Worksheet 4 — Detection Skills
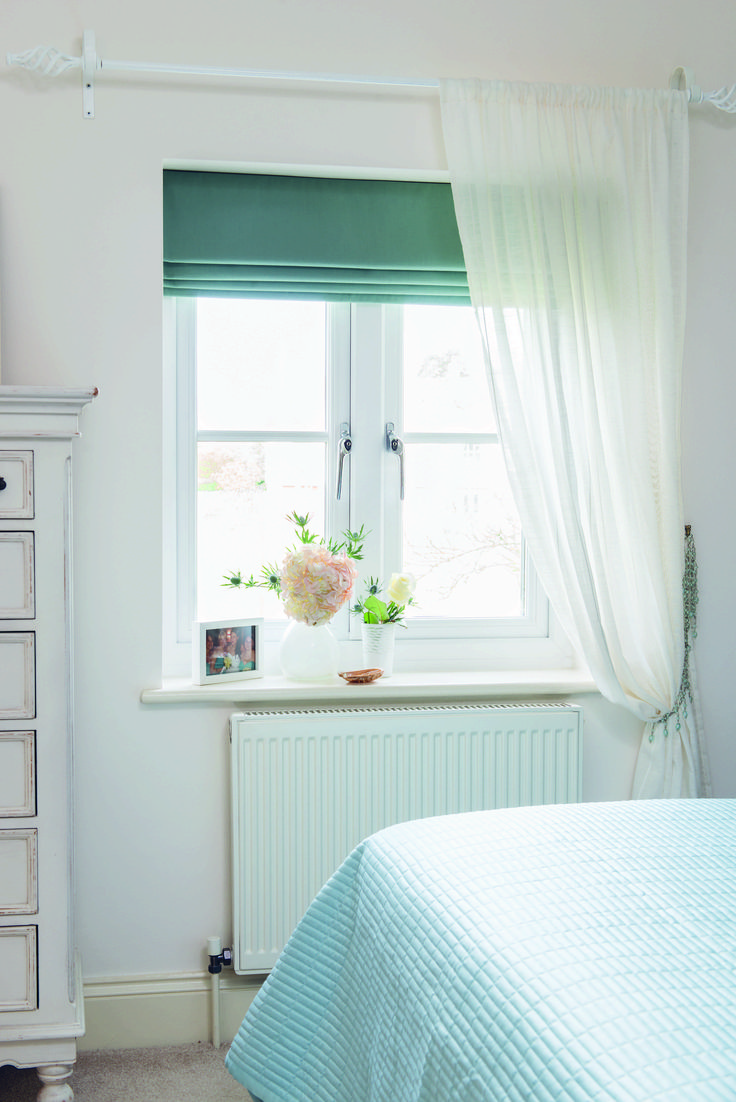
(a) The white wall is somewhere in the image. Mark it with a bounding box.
[1,1,734,990]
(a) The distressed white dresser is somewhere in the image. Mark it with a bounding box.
[0,387,96,1101]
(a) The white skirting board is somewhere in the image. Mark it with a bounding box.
[80,973,262,1051]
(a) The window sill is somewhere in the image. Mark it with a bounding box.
[141,668,597,707]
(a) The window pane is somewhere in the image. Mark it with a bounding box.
[402,443,522,618]
[196,300,327,432]
[403,305,496,433]
[197,442,325,620]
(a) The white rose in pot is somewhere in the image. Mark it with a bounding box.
[352,573,417,626]
[386,573,417,607]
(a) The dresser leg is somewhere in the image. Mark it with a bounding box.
[37,1063,74,1101]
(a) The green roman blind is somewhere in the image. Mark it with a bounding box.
[163,170,470,304]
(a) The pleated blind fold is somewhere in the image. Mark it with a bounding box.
[163,170,470,304]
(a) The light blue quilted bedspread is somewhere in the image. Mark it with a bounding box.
[226,799,736,1101]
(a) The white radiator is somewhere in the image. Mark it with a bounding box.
[230,702,582,973]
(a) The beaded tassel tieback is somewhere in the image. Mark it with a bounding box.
[650,525,698,742]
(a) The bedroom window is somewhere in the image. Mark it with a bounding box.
[188,294,531,620]
[163,169,567,675]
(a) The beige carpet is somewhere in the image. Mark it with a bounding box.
[0,1044,254,1101]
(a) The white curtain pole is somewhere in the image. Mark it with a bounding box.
[6,30,735,119]
[97,59,439,89]
[5,30,439,118]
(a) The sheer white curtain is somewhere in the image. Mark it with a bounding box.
[440,79,709,798]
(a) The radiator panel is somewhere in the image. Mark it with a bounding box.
[230,703,582,973]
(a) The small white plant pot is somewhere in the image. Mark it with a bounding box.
[361,622,396,677]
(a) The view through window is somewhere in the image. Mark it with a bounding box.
[191,298,524,632]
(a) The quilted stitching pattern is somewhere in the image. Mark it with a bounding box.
[226,799,736,1101]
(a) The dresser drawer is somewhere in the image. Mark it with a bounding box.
[0,451,34,519]
[0,532,35,619]
[0,633,35,719]
[0,925,38,1011]
[0,829,38,915]
[0,732,36,816]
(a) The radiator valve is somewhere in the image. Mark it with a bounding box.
[206,936,233,974]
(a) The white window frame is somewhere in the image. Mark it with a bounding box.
[163,296,576,679]
[347,303,550,643]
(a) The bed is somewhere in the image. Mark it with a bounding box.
[226,798,736,1101]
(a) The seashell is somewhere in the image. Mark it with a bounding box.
[338,668,383,684]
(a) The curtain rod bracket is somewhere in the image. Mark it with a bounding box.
[670,65,736,111]
[670,66,704,104]
[82,29,97,119]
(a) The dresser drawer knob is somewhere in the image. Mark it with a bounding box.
[0,477,6,491]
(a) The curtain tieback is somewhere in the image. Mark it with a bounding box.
[647,527,698,742]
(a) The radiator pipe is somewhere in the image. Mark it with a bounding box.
[207,936,232,1048]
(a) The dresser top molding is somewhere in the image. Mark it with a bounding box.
[0,386,98,436]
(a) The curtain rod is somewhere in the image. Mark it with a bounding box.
[6,30,735,120]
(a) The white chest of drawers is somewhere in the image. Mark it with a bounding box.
[0,387,96,1102]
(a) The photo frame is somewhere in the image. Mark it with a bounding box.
[192,619,263,685]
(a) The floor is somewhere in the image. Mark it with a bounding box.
[0,1043,254,1101]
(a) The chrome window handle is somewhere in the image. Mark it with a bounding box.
[336,423,352,500]
[386,422,405,500]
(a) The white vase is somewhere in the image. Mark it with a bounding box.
[279,620,339,681]
[361,622,396,677]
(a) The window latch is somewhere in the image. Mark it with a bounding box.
[336,423,352,500]
[386,422,405,500]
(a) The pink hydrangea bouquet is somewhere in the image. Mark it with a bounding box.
[223,512,366,627]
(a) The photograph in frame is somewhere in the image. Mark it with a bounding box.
[192,618,263,684]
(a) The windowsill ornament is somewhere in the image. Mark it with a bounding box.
[352,574,417,677]
[222,512,366,681]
